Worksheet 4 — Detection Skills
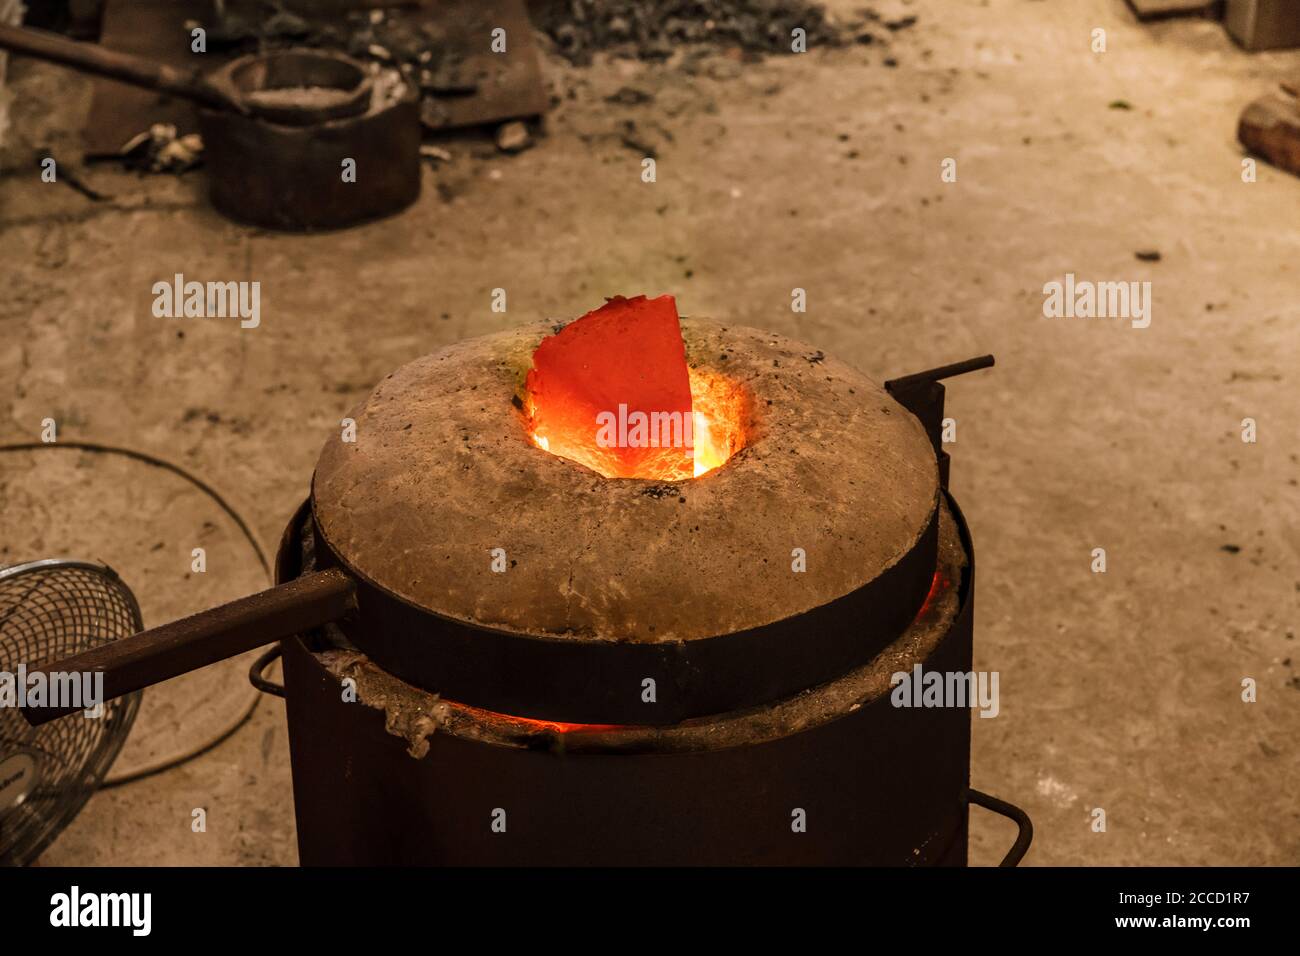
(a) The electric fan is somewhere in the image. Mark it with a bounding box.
[0,559,142,865]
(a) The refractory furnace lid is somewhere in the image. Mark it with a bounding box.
[310,318,941,724]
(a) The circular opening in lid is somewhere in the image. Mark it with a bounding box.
[526,365,750,480]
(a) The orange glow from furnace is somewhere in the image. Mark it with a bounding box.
[527,367,748,480]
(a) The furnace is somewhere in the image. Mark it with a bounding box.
[23,299,1029,866]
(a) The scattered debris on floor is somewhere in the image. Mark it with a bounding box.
[37,150,109,200]
[605,85,655,105]
[537,0,859,65]
[118,123,204,174]
[84,0,545,156]
[619,117,673,157]
[1238,87,1300,178]
[495,120,532,153]
[536,4,922,162]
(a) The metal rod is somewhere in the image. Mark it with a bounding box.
[20,568,356,727]
[884,354,995,391]
[0,23,245,113]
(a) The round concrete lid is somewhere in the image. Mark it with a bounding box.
[312,318,939,644]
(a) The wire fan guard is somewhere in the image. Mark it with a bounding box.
[0,560,142,865]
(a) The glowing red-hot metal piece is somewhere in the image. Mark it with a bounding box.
[526,294,695,480]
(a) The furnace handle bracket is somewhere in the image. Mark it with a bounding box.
[885,354,995,489]
[968,786,1034,867]
[250,645,286,698]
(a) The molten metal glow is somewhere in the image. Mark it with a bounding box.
[686,368,747,477]
[527,367,748,480]
[525,295,748,480]
[449,700,628,736]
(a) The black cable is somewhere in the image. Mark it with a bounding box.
[0,440,271,577]
[0,439,276,784]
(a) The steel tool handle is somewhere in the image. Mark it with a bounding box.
[0,23,244,113]
[19,568,356,727]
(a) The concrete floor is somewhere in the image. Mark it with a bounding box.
[1,0,1297,866]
